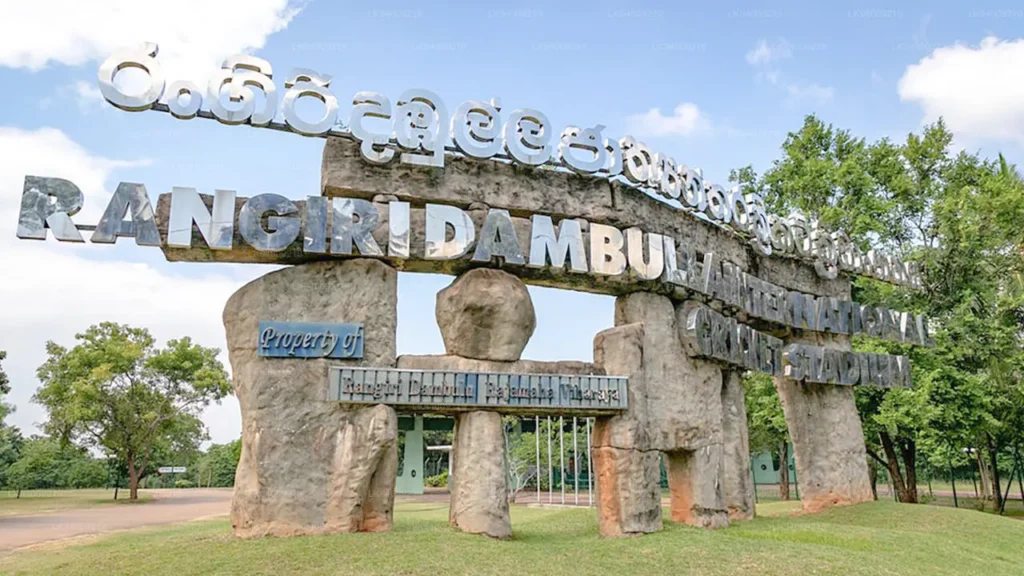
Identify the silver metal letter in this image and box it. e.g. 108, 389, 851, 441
625, 228, 664, 280
207, 55, 277, 126
350, 92, 395, 164
681, 166, 707, 211
558, 125, 607, 175
166, 81, 203, 120
17, 176, 85, 242
704, 184, 731, 224
619, 136, 652, 185
425, 204, 475, 260
166, 187, 235, 250
96, 43, 165, 112
330, 198, 383, 256
239, 194, 300, 252
282, 69, 339, 136
503, 109, 553, 165
451, 99, 503, 159
304, 196, 328, 254
395, 89, 448, 167
92, 182, 160, 246
472, 209, 525, 264
589, 223, 626, 276
528, 215, 587, 272
388, 201, 410, 258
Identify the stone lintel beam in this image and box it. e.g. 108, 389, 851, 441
321, 139, 847, 298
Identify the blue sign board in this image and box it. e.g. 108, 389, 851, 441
258, 321, 364, 359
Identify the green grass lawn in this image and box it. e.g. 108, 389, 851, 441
2, 500, 1022, 575
0, 489, 151, 517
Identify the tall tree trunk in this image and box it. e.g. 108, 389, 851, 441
879, 432, 913, 502
868, 457, 879, 500
987, 433, 1004, 514
778, 442, 790, 501
127, 459, 140, 501
976, 443, 992, 501
1015, 444, 1024, 505
899, 439, 919, 503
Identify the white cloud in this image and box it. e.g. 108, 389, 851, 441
625, 102, 712, 138
0, 127, 149, 222
72, 81, 106, 113
898, 36, 1024, 146
746, 39, 791, 66
0, 127, 258, 444
0, 0, 302, 86
785, 83, 834, 107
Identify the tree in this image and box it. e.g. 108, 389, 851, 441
740, 115, 1024, 507
744, 372, 793, 499
0, 350, 23, 488
4, 436, 108, 495
34, 323, 230, 500
503, 417, 537, 503
195, 440, 241, 487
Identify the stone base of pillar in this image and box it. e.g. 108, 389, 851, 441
449, 411, 511, 539
592, 444, 662, 537
665, 447, 730, 529
774, 378, 874, 513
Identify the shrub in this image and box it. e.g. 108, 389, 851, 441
425, 470, 448, 488
174, 479, 195, 489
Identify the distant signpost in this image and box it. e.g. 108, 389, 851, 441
158, 466, 187, 474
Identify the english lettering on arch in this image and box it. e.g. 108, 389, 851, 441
257, 321, 364, 359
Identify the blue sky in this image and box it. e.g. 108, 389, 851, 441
1, 0, 1023, 444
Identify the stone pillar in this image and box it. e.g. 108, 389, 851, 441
449, 411, 509, 538
592, 293, 729, 536
225, 259, 399, 537
773, 336, 873, 513
592, 323, 662, 537
437, 268, 536, 539
721, 370, 754, 520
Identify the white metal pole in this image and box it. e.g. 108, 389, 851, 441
573, 416, 579, 506
560, 416, 565, 505
535, 416, 540, 504
586, 418, 594, 507
547, 416, 553, 504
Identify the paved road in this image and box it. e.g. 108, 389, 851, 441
0, 488, 233, 551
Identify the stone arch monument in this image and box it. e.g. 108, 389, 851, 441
22, 45, 933, 540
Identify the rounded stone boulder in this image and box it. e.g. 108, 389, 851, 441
435, 268, 536, 361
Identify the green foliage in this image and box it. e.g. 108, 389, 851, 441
32, 322, 230, 496
743, 372, 788, 453
174, 479, 195, 489
0, 350, 21, 488
0, 350, 11, 423
5, 436, 109, 490
425, 469, 448, 488
747, 114, 1024, 504
194, 440, 241, 487
504, 417, 589, 493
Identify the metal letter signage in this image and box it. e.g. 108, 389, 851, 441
258, 321, 364, 359
94, 43, 920, 289
328, 367, 628, 416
